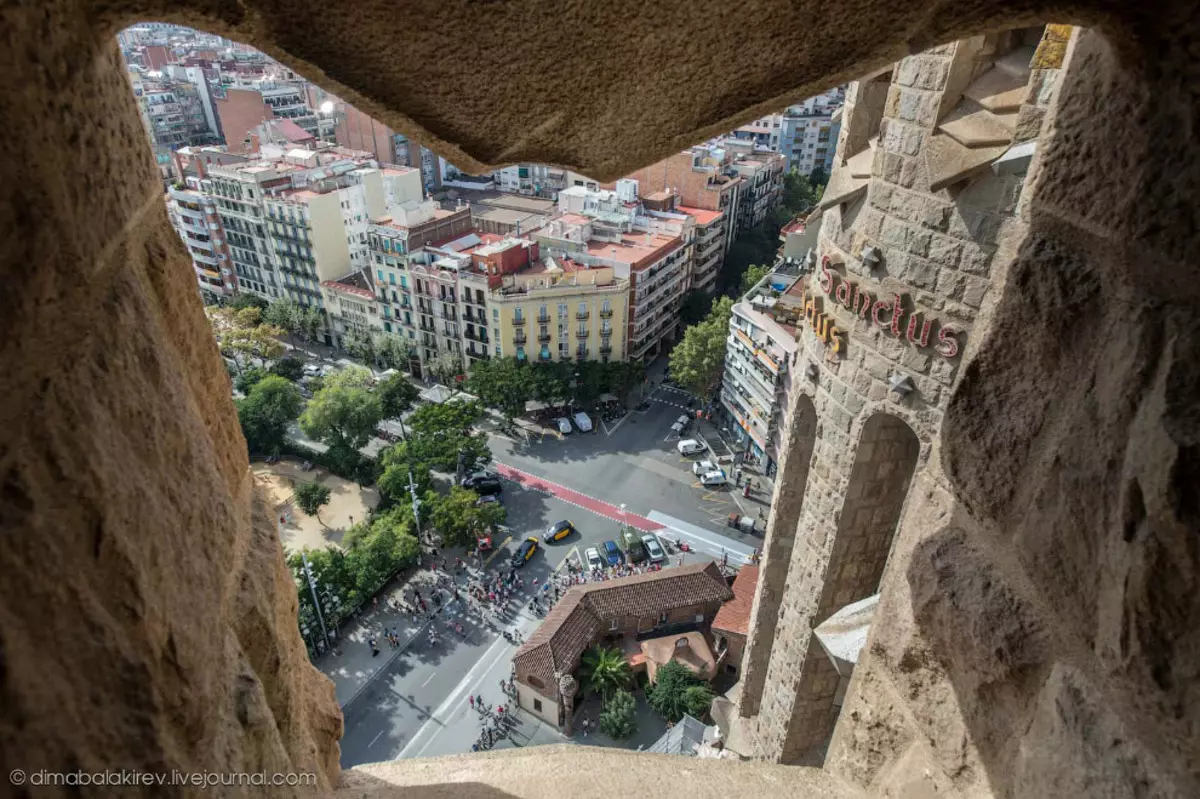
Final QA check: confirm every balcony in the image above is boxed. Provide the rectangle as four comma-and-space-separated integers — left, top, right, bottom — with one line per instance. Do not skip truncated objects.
538, 351, 553, 362
576, 329, 589, 339
599, 308, 613, 319
599, 342, 612, 355
538, 332, 552, 343
537, 315, 551, 324
419, 320, 435, 332
513, 333, 527, 345
512, 316, 526, 326
576, 310, 590, 320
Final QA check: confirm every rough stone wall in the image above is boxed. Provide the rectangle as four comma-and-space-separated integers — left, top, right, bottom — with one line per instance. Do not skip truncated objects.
737, 31, 1066, 766
0, 2, 341, 793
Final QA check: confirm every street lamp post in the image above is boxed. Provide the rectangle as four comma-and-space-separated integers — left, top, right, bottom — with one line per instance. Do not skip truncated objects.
300, 552, 330, 652
408, 468, 423, 542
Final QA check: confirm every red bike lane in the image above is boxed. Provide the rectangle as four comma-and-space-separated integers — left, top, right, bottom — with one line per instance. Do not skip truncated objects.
492, 462, 663, 533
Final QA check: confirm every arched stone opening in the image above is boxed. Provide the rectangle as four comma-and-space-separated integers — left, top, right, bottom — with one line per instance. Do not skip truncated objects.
739, 393, 818, 717
776, 412, 920, 761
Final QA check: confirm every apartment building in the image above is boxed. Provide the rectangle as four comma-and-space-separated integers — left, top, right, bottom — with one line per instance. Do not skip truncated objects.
779, 88, 846, 176
202, 146, 413, 317
485, 245, 629, 363
724, 144, 787, 231
367, 202, 475, 373
319, 269, 383, 349
214, 79, 336, 154
492, 164, 595, 197
166, 184, 234, 298
675, 206, 725, 294
718, 262, 806, 475
733, 114, 784, 149
130, 71, 222, 170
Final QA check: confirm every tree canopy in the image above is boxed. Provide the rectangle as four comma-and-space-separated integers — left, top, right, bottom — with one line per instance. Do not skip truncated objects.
599, 689, 637, 740
236, 374, 302, 454
294, 482, 332, 517
464, 358, 536, 419
738, 263, 772, 296
207, 305, 286, 374
426, 352, 465, 388
376, 334, 416, 372
646, 660, 715, 723
376, 441, 434, 508
422, 486, 506, 548
377, 373, 420, 420
668, 296, 734, 399
579, 645, 631, 699
270, 356, 305, 382
299, 365, 383, 452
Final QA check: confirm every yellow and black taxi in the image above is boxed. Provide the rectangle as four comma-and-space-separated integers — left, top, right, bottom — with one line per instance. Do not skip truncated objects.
542, 519, 576, 543
510, 536, 540, 568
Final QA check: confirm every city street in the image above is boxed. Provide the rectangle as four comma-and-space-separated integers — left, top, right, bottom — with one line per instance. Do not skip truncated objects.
334, 377, 770, 768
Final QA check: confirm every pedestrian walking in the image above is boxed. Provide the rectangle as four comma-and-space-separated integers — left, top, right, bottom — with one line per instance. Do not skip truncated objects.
369, 638, 380, 657
469, 695, 475, 710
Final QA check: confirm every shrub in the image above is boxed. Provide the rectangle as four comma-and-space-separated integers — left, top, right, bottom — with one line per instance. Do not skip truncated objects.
599, 689, 637, 740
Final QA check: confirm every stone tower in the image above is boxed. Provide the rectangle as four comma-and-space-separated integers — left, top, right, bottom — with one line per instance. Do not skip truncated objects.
735, 26, 1074, 765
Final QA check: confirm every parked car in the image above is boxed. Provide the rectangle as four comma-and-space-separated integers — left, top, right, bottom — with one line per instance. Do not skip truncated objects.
476, 494, 503, 507
620, 529, 648, 563
462, 471, 503, 495
670, 414, 690, 434
692, 459, 718, 476
555, 417, 573, 435
677, 438, 706, 456
510, 536, 540, 568
302, 363, 322, 377
573, 412, 593, 432
602, 539, 623, 566
700, 469, 728, 488
641, 533, 666, 564
585, 546, 604, 571
543, 519, 576, 543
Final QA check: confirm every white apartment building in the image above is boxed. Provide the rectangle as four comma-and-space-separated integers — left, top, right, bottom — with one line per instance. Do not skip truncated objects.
202, 147, 416, 325
166, 185, 231, 297
719, 262, 806, 476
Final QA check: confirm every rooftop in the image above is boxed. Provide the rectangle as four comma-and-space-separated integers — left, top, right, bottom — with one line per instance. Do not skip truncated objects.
677, 205, 724, 226
320, 270, 374, 299
584, 231, 682, 268
513, 562, 732, 689
712, 565, 759, 637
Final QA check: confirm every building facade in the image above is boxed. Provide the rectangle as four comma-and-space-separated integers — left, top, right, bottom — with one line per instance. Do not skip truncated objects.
732, 27, 1074, 764
778, 88, 846, 177
719, 263, 806, 476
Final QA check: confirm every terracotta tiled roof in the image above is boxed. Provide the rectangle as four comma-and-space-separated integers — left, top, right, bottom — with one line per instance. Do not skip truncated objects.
712, 565, 759, 637
513, 562, 733, 691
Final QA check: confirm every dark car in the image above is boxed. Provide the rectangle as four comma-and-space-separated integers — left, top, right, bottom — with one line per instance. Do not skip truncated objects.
542, 519, 576, 543
462, 472, 503, 495
510, 536, 539, 568
620, 530, 648, 563
602, 539, 623, 567
476, 494, 503, 507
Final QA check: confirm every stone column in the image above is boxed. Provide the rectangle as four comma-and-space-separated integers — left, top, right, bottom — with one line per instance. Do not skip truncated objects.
0, 0, 341, 787
558, 673, 578, 735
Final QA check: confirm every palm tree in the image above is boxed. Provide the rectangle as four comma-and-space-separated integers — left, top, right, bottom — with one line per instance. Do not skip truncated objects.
579, 645, 631, 699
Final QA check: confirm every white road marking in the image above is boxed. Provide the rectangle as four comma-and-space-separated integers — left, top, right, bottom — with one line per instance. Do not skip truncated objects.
604, 412, 630, 437
421, 672, 437, 688
369, 730, 386, 748
394, 632, 515, 759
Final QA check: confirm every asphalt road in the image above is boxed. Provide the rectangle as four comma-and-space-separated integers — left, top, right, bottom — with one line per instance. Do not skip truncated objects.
338, 381, 769, 767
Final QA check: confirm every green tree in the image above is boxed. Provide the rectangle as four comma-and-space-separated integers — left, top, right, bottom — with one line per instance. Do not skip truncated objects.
297, 306, 324, 351
376, 441, 434, 507
229, 293, 268, 311
294, 481, 332, 519
465, 358, 536, 420
343, 327, 377, 365
532, 360, 573, 407
270, 356, 305, 382
603, 360, 645, 402
668, 296, 733, 399
426, 352, 465, 389
299, 365, 383, 451
599, 689, 638, 740
339, 509, 419, 605
403, 399, 490, 474
235, 365, 269, 394
207, 305, 286, 374
377, 373, 420, 420
377, 334, 416, 371
579, 645, 631, 699
263, 298, 303, 346
738, 263, 771, 296
646, 660, 713, 723
236, 375, 302, 454
423, 486, 506, 548
571, 360, 605, 408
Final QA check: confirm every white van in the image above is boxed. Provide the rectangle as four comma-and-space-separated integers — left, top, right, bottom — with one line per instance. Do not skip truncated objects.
573, 412, 593, 432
